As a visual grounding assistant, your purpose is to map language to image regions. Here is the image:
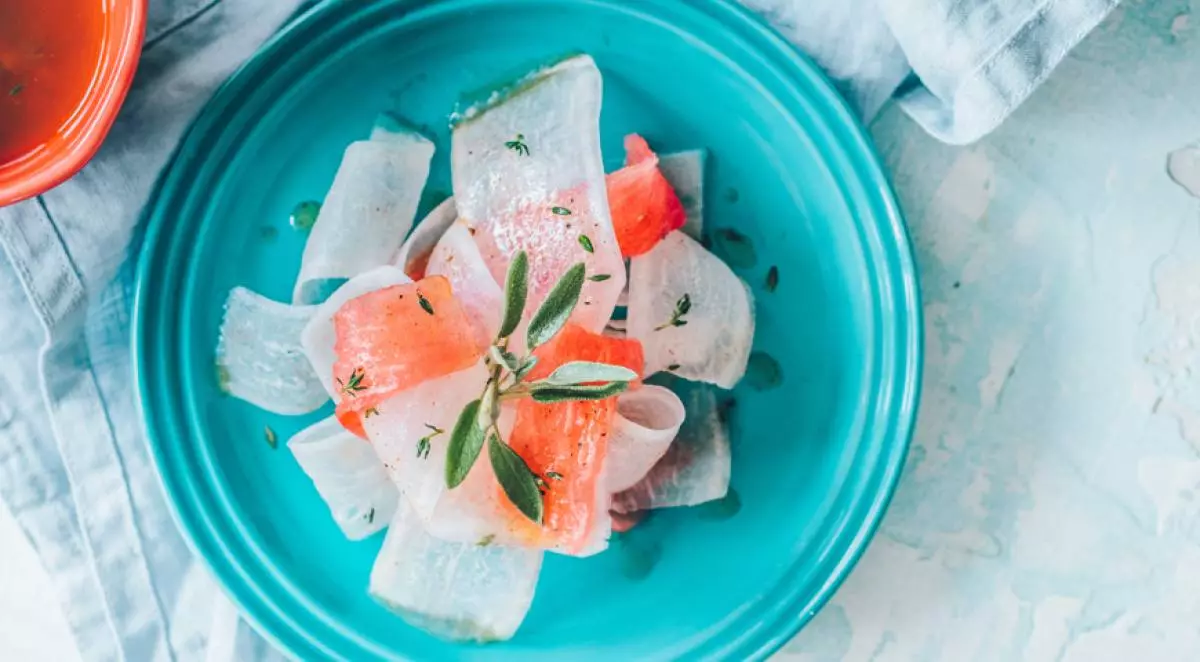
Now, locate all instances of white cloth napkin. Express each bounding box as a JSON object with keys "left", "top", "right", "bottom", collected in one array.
[{"left": 0, "top": 0, "right": 1116, "bottom": 659}]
